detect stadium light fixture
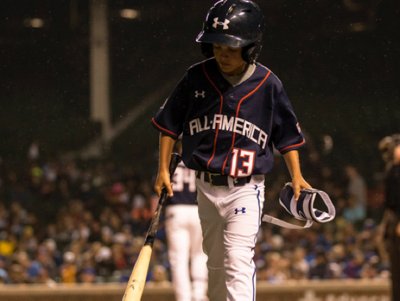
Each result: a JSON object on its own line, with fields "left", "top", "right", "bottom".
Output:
{"left": 119, "top": 8, "right": 140, "bottom": 20}
{"left": 23, "top": 17, "right": 45, "bottom": 29}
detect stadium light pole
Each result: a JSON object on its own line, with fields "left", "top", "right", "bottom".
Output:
{"left": 89, "top": 0, "right": 111, "bottom": 146}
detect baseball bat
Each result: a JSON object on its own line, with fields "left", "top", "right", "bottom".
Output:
{"left": 122, "top": 152, "right": 181, "bottom": 301}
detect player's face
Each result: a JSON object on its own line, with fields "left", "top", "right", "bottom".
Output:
{"left": 213, "top": 44, "right": 246, "bottom": 76}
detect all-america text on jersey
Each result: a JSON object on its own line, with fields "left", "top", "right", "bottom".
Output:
{"left": 189, "top": 113, "right": 269, "bottom": 149}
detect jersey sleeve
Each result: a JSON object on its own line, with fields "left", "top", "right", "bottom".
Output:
{"left": 151, "top": 73, "right": 190, "bottom": 138}
{"left": 271, "top": 84, "right": 305, "bottom": 154}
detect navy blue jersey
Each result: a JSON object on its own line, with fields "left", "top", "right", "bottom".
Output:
{"left": 152, "top": 58, "right": 305, "bottom": 176}
{"left": 165, "top": 162, "right": 197, "bottom": 206}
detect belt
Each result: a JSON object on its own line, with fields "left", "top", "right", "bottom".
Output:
{"left": 196, "top": 171, "right": 251, "bottom": 187}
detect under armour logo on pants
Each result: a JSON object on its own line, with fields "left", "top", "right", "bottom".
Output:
{"left": 234, "top": 207, "right": 246, "bottom": 214}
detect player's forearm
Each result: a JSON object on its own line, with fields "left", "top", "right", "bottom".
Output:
{"left": 154, "top": 134, "right": 176, "bottom": 197}
{"left": 158, "top": 133, "right": 176, "bottom": 172}
{"left": 283, "top": 150, "right": 302, "bottom": 179}
{"left": 283, "top": 150, "right": 311, "bottom": 200}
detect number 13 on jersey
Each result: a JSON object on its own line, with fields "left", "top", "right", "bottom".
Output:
{"left": 229, "top": 148, "right": 256, "bottom": 177}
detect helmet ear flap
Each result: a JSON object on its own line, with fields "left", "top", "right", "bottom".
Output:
{"left": 242, "top": 42, "right": 262, "bottom": 64}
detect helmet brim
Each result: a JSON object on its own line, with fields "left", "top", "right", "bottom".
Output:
{"left": 196, "top": 31, "right": 250, "bottom": 48}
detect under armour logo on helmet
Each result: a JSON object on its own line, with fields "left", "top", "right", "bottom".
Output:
{"left": 194, "top": 90, "right": 206, "bottom": 98}
{"left": 212, "top": 17, "right": 230, "bottom": 30}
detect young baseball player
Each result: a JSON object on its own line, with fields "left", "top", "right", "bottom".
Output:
{"left": 165, "top": 140, "right": 208, "bottom": 301}
{"left": 152, "top": 0, "right": 311, "bottom": 300}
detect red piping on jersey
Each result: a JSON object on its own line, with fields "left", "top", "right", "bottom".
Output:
{"left": 221, "top": 70, "right": 272, "bottom": 174}
{"left": 202, "top": 63, "right": 224, "bottom": 170}
{"left": 151, "top": 118, "right": 178, "bottom": 138}
{"left": 279, "top": 138, "right": 306, "bottom": 153}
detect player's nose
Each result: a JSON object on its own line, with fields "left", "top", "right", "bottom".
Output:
{"left": 220, "top": 50, "right": 230, "bottom": 58}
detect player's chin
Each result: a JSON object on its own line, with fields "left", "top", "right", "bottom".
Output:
{"left": 218, "top": 63, "right": 234, "bottom": 74}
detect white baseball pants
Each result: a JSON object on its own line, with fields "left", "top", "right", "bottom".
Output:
{"left": 196, "top": 175, "right": 265, "bottom": 301}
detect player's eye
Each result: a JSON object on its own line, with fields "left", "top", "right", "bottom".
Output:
{"left": 227, "top": 47, "right": 240, "bottom": 53}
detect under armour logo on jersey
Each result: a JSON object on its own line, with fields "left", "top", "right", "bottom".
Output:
{"left": 194, "top": 90, "right": 206, "bottom": 98}
{"left": 212, "top": 17, "right": 230, "bottom": 30}
{"left": 234, "top": 207, "right": 246, "bottom": 214}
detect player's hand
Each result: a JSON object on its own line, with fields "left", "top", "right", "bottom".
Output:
{"left": 291, "top": 176, "right": 312, "bottom": 201}
{"left": 154, "top": 170, "right": 173, "bottom": 197}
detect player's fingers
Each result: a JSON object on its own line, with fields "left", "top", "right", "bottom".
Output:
{"left": 160, "top": 172, "right": 174, "bottom": 197}
{"left": 291, "top": 182, "right": 301, "bottom": 201}
{"left": 292, "top": 177, "right": 312, "bottom": 201}
{"left": 293, "top": 187, "right": 301, "bottom": 201}
{"left": 156, "top": 177, "right": 173, "bottom": 198}
{"left": 301, "top": 180, "right": 312, "bottom": 190}
{"left": 165, "top": 183, "right": 174, "bottom": 197}
{"left": 154, "top": 182, "right": 162, "bottom": 197}
{"left": 154, "top": 175, "right": 165, "bottom": 197}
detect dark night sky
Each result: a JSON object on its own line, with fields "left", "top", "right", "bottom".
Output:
{"left": 0, "top": 0, "right": 399, "bottom": 177}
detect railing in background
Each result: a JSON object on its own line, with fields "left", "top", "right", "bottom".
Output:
{"left": 0, "top": 280, "right": 391, "bottom": 301}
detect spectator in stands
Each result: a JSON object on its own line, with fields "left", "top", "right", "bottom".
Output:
{"left": 60, "top": 251, "right": 77, "bottom": 283}
{"left": 378, "top": 134, "right": 400, "bottom": 301}
{"left": 343, "top": 165, "right": 367, "bottom": 227}
{"left": 0, "top": 256, "right": 9, "bottom": 284}
{"left": 290, "top": 247, "right": 309, "bottom": 280}
{"left": 309, "top": 249, "right": 332, "bottom": 279}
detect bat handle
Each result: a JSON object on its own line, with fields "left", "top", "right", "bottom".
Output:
{"left": 144, "top": 190, "right": 167, "bottom": 246}
{"left": 169, "top": 152, "right": 181, "bottom": 174}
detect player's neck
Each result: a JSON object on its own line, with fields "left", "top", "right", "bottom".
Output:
{"left": 221, "top": 64, "right": 256, "bottom": 87}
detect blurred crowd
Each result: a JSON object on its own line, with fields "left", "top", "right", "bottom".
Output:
{"left": 0, "top": 142, "right": 391, "bottom": 285}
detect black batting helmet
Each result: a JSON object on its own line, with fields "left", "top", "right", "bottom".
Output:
{"left": 196, "top": 0, "right": 264, "bottom": 63}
